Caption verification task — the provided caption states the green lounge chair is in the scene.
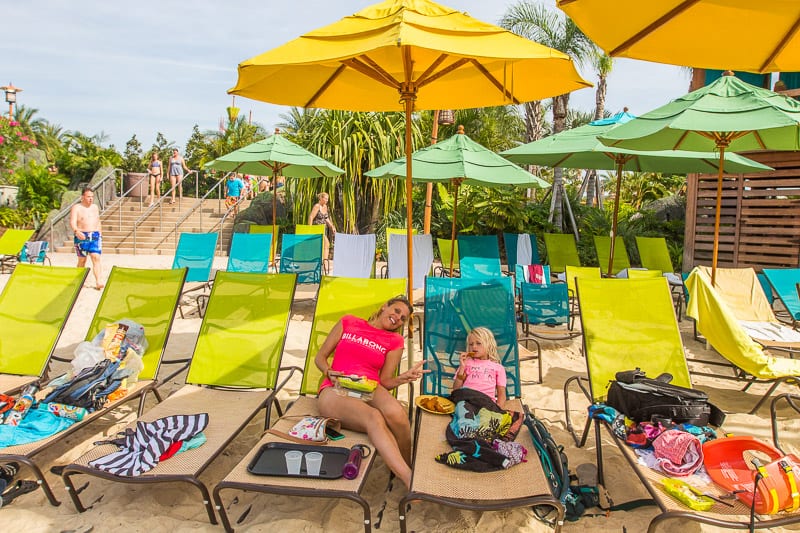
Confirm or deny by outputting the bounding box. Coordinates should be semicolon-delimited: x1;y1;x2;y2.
62;271;297;524
564;275;800;532
635;236;675;274
434;237;459;277
0;264;87;394
0;266;186;506
593;235;631;276
543;233;580;274
0;228;35;273
400;275;562;531
213;275;406;533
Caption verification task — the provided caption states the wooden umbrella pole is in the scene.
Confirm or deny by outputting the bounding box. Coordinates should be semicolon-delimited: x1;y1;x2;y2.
711;142;728;287
401;84;416;363
272;170;278;270
609;159;624;276
448;180;460;277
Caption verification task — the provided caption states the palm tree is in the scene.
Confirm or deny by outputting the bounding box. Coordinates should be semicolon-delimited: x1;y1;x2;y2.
500;1;595;230
279;108;423;234
583;51;614;207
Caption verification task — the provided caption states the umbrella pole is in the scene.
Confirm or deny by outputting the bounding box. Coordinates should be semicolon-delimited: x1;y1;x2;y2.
609;160;624;276
711;144;727;286
272;171;278;270
449;181;459;277
402;91;415;365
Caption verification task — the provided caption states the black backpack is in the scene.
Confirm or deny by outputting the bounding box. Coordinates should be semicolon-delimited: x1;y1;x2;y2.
43;358;122;411
606;368;725;427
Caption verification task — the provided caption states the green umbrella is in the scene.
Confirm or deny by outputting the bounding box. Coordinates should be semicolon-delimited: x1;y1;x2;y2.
598;73;800;284
206;130;344;246
501;110;773;276
367;125;549;275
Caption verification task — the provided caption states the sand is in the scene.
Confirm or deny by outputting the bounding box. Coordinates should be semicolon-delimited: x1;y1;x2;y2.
1;252;798;533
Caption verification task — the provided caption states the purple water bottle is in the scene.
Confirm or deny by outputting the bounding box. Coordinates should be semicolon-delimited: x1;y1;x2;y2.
342;445;370;480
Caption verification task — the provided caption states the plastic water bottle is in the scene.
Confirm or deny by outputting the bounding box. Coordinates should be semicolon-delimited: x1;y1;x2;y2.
3;383;38;426
342;445;369;480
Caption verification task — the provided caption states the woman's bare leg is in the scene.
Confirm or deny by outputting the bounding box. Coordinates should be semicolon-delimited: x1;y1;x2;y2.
369;386;412;465
169;176;177;203
318;388;411;488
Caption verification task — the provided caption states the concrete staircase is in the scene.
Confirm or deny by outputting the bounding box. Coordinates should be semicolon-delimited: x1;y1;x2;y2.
54;197;246;255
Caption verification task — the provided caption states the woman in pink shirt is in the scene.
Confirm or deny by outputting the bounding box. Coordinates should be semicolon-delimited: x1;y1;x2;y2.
315;295;427;489
453;327;507;409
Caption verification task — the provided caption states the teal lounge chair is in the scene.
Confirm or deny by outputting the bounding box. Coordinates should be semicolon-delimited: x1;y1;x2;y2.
503;232;540;272
173;232;219;317
763;268;800;326
400;275;562;531
227;232;271;273
279;233;323;284
457;234;502;278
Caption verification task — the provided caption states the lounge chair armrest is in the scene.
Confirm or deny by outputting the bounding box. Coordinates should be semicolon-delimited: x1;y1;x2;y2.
158;358;192;384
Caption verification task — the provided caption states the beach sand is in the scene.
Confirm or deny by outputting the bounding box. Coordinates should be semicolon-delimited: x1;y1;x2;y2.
1;253;798;532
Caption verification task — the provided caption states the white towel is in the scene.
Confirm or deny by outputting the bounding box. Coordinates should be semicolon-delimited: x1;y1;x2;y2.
332;233;376;278
388;233;434;289
516;234;533;266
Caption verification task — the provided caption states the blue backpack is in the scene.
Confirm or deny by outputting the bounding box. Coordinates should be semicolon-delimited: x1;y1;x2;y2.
43;358;122;411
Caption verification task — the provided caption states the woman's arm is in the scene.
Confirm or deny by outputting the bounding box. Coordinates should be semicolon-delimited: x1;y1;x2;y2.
181;156;190;171
314;319;344;380
309;204;320;225
380;355;428;391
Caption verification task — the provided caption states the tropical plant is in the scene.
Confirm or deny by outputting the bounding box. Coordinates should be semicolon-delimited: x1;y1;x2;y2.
55;131;122;188
0;206;29;228
15;162;68;227
0;116;40;184
279;108;423;234
122;134;145;172
500;1;595;230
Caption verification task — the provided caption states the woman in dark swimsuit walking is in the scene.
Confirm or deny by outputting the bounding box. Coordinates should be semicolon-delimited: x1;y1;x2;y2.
309;192;336;260
147;152;162;207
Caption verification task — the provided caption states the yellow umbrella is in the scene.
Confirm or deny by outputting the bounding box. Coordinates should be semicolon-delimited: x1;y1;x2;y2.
558;0;800;73
230;0;592;305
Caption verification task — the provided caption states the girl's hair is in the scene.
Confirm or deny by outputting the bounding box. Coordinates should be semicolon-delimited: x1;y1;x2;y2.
317;192;329;201
368;295;413;333
467;327;500;362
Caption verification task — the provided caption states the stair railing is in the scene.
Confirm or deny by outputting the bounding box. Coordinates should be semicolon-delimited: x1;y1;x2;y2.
45;168;123;249
171;172;232;248
131;170;198;254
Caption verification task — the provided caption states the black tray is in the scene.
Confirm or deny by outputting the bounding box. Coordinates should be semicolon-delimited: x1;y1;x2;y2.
247;442;349;479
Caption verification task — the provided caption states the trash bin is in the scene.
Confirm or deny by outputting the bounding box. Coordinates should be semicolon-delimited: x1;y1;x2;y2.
123;173;148;197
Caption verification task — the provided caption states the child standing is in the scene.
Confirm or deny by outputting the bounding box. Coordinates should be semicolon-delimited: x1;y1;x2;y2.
453;327;507;408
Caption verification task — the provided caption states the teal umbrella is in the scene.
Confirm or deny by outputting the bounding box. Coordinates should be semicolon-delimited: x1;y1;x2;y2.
206;130;344;242
598;73;800;284
501;110;773;276
367;125;549;275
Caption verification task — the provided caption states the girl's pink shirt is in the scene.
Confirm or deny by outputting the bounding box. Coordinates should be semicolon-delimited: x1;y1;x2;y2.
457;358;507;401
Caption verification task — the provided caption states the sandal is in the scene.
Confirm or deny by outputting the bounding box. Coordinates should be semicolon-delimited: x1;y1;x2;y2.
0;479;39;507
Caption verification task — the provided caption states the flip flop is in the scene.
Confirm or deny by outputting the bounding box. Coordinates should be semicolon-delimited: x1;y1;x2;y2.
0;480;39;507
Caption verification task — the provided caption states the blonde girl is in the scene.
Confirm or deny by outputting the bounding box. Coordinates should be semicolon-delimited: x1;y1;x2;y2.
453;327;507;408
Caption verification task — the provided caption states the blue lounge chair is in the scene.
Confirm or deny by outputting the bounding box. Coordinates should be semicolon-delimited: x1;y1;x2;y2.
763;268;800;326
503;232;540;273
279;233;323;284
227;232;271;273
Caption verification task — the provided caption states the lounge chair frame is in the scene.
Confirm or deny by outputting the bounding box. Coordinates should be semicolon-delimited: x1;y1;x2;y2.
563;277;800;532
0;266;186;506
400;276;563;531
60;271;298;524
212;276;406;532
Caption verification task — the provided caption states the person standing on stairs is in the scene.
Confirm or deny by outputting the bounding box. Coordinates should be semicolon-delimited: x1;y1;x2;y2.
70;187;104;290
147;152;163;207
168;148;189;204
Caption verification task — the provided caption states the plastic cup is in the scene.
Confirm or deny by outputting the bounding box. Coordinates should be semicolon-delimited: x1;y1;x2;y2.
305;451;324;476
285;450;303;475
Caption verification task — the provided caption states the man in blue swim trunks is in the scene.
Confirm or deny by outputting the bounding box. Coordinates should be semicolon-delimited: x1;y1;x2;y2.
70;187;104;289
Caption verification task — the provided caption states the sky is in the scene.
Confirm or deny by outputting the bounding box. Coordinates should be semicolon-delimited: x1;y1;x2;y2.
3;0;692;152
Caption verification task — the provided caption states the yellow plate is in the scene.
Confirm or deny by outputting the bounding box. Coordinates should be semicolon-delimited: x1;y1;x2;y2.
415;394;455;415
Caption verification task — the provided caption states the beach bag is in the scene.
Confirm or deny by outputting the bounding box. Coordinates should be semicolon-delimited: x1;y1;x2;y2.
43;358;123;412
267;416;342;445
606;368;725;427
